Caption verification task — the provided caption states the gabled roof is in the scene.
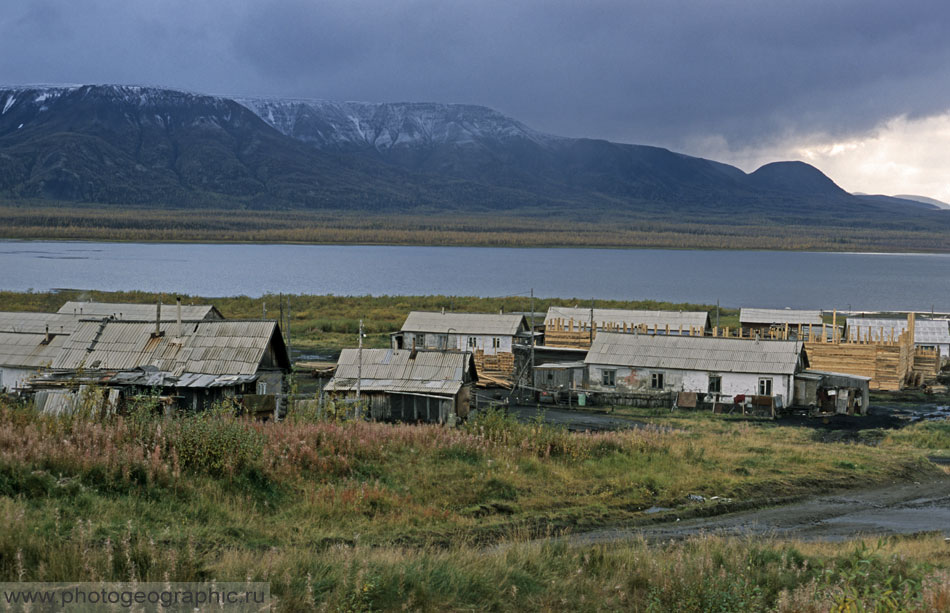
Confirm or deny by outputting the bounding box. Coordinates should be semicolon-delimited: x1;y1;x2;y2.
585;332;805;375
401;312;527;336
848;318;950;345
740;308;823;326
0;332;67;368
52;319;288;376
324;349;472;396
546;307;710;330
0;311;85;335
57;301;223;320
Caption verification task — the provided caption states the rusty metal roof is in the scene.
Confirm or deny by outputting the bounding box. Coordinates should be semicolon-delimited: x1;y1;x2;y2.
52;319;287;376
0;331;67;368
546;307;710;331
324;349;470;396
585;332;804;375
848;318;950;345
57;301;222;320
401;311;527;336
740;308;823;326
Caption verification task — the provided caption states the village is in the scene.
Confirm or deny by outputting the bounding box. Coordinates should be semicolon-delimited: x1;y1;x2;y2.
0;296;947;424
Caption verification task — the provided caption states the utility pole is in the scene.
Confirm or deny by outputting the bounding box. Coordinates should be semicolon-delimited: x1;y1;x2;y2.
716;299;720;330
356;318;363;419
589;297;594;344
529;288;535;400
287;295;292;360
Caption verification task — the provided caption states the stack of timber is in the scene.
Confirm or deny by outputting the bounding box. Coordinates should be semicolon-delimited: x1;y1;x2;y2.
804;313;915;391
544;318;704;349
473;350;516;388
913;347;941;383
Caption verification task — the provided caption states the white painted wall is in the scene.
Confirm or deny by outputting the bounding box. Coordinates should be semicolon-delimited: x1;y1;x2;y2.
587;364;792;403
0;367;38;393
402;332;513;355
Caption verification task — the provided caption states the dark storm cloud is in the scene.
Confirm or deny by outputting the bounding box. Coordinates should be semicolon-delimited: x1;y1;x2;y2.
2;0;949;150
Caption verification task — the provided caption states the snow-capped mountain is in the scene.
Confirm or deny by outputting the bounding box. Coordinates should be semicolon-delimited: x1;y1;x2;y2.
0;83;938;221
236;97;560;151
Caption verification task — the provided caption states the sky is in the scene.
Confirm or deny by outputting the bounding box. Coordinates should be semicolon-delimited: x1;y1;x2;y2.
2;0;949;201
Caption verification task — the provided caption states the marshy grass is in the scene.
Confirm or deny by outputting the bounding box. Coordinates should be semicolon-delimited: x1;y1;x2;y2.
1;397;948;610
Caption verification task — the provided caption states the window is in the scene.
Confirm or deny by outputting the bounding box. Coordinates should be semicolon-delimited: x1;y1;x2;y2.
758;378;773;396
414;333;425;348
651;372;664;389
708;375;722;394
468;336;477;348
257;382;267;395
492;337;501;349
602;369;616;387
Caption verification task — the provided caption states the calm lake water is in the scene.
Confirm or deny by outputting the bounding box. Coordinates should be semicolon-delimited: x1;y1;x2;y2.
1;241;949;310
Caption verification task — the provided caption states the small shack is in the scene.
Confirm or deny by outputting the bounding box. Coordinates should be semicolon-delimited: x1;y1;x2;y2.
739;308;824;339
323;349;477;423
793;370;870;415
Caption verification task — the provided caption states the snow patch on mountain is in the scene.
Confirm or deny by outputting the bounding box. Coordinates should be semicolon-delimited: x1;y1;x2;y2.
236;97;562;151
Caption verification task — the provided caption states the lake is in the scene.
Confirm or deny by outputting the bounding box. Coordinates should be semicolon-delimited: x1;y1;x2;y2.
1;241;949;311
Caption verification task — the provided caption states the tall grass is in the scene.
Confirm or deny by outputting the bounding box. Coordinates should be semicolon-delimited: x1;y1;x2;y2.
1;398;947;610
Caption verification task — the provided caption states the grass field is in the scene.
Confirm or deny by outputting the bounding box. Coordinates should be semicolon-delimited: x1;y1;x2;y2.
2;204;949;253
1;394;949;611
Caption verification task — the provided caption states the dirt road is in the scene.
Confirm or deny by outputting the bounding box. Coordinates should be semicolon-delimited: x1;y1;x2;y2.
571;478;950;543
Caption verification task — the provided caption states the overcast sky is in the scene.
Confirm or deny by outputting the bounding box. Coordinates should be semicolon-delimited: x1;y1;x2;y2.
3;0;949;200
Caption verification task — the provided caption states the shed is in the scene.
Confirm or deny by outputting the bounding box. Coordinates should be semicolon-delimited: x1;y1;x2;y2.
740;308;824;339
323;349;476;423
0;331;68;392
794;370;870;415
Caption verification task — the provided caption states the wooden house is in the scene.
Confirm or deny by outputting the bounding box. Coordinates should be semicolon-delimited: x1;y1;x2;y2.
323;349;477;423
391;311;529;385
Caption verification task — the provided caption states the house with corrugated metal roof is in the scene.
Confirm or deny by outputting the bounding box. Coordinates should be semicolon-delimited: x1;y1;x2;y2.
584;332;807;407
57;301;223;321
391;311;529;386
740;308;826;339
847;318;950;358
0;330;68;393
323;349;477;423
30;318;290;415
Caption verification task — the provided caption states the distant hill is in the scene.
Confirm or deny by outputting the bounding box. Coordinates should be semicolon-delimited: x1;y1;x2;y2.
895;194;950;210
0;84;947;229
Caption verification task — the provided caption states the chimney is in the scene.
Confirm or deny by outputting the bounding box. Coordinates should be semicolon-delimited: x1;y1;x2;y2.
441;306;445;315
176;296;182;339
153;299;163;337
44;324;50;344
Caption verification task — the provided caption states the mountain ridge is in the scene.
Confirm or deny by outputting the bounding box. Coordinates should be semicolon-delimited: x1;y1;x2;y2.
0;84;944;228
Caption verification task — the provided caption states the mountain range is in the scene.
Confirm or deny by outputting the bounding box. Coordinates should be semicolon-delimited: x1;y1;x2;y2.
0;84;944;226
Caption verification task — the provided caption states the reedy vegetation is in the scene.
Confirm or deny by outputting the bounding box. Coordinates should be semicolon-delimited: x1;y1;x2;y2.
1;394;949;610
2;204;948;252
